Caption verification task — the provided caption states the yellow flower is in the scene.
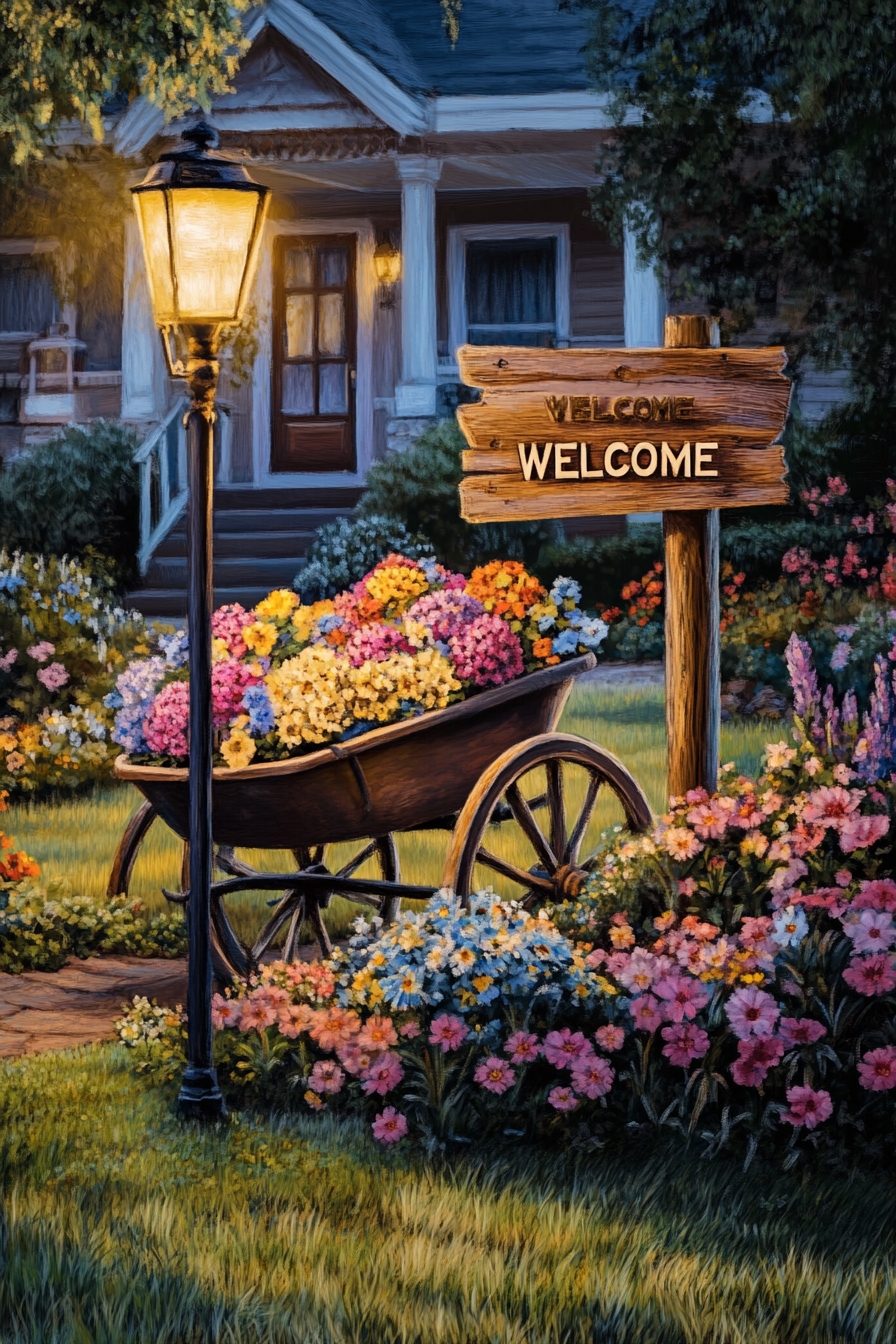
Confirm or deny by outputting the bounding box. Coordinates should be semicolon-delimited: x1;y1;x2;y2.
367;980;384;1005
472;975;493;993
212;637;231;663
0;733;17;752
594;975;618;997
243;622;279;657
221;728;256;770
256;589;299;624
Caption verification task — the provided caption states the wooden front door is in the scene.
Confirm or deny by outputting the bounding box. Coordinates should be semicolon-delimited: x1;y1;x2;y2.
272;235;356;472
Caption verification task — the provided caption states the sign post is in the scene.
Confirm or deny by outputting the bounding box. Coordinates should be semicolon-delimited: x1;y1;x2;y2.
455;318;791;802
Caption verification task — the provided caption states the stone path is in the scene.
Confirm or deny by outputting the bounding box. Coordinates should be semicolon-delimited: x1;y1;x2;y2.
0;956;187;1057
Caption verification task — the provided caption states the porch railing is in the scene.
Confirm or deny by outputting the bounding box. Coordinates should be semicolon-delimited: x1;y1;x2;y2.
135;396;189;576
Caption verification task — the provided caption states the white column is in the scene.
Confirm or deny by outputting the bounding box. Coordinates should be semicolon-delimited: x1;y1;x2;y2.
121;216;164;421
624;218;665;348
395;156;441;417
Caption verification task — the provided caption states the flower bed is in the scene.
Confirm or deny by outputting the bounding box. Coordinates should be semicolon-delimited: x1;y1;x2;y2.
112;557;608;768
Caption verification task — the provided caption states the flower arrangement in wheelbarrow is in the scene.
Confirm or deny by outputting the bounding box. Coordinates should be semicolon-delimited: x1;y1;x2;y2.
109;556;608;768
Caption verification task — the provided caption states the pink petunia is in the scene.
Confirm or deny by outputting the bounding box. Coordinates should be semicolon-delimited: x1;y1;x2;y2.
801;785;863;829
852;879;896;912
474;1056;517;1094
357;1016;399;1051
842;954;896;996
543;1028;594;1068
36;661;69;692
278;1003;315;1039
309;1006;361;1051
570;1055;615;1099
239;997;278;1032
726;986;780;1039
857;1045;896;1092
428;1014;469;1053
730;1034;785;1086
547;1085;578;1111
780;1085;833;1129
779;1017;827;1048
686;799;732;840
361;1051;404;1096
839;814;890;854
399;1021;421;1039
630;994;664;1032
661;1022;710;1067
616;948;660;993
844;909;896;954
309;1060;345;1095
595;1024;626;1052
337;1043;379;1077
505;1030;541;1063
211;994;242;1030
654;974;709;1023
26;641;54;663
371;1106;408;1145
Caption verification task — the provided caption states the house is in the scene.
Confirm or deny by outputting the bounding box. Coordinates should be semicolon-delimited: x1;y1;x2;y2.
2;0;825;617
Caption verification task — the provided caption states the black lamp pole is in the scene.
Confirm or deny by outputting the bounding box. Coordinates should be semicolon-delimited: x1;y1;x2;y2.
178;330;226;1121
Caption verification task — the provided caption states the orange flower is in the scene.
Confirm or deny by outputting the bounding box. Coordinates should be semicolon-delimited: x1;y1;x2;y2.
532;637;553;659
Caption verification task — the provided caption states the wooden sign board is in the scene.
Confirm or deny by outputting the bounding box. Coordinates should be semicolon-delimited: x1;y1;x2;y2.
456;346;792;523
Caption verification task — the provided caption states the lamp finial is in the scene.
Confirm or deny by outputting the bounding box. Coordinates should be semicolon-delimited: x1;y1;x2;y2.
182;120;219;154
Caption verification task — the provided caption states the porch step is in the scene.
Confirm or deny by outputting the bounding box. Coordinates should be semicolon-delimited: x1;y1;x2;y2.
126;484;362;622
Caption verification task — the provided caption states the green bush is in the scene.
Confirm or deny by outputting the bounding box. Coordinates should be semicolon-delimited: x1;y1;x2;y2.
295;514;434;601
536;523;664;611
0;421;140;590
358;420;560;572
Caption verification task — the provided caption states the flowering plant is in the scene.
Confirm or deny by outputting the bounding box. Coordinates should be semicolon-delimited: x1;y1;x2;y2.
114;558;608;768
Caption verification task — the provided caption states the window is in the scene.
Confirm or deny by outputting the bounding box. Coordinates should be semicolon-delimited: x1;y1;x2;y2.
448;224;569;359
0;254;55;334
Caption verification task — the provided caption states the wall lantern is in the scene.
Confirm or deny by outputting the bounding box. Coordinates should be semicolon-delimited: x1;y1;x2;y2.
130;122;269;1122
373;238;402;302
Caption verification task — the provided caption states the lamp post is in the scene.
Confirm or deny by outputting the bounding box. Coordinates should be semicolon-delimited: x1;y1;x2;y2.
131;122;269;1119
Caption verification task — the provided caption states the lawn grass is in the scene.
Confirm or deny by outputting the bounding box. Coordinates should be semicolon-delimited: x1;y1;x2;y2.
1;1044;895;1343
3;682;776;946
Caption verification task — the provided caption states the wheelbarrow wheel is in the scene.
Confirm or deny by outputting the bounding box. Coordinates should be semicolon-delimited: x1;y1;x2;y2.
442;733;652;906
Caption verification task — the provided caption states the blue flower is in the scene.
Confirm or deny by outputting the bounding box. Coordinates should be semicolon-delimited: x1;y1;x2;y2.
0;573;26;592
242;682;275;735
62;609;80;625
549;576;582;606
316;614;344;634
552;629;581;656
159;630;189;668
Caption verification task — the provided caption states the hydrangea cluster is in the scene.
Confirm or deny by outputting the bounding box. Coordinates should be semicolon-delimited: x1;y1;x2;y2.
114;556;608;766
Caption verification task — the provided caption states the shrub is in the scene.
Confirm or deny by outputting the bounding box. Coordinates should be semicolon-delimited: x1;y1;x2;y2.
358;420;560;572
0;421;140;590
295;515;434;601
536;522;663;611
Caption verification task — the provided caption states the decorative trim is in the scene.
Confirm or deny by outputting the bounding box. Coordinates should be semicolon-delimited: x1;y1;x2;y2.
219;128;400;162
434;92;615;133
251;217;376;489
447;222;571;361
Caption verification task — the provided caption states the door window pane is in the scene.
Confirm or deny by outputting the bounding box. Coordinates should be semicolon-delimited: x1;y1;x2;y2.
318;293;345;356
284;247;313;289
319;363;347;414
319;247;347;288
285;294;314;358
465;238;557;346
282;363;314;415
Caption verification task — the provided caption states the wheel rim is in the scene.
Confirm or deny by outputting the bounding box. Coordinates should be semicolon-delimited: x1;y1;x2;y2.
443;734;651;905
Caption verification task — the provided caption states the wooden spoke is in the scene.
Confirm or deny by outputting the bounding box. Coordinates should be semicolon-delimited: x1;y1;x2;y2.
307;897;333;958
336;840;378;879
567;774;602;866
251;890;304;962
282;901;306;962
546;760;566;864
505;781;558;872
475;846;554;892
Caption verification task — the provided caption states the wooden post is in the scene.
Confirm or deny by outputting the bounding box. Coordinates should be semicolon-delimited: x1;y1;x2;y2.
662;315;720;801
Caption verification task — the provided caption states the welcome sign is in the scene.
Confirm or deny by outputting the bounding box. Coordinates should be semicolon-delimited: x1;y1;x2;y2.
456;346;791;522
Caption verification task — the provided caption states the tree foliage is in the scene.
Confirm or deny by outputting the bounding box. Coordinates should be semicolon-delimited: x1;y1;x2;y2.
583;0;896;482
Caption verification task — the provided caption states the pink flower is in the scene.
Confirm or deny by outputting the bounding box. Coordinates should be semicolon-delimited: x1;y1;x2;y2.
0;648;17;672
547;1085;578;1111
361;1051;404;1096
144;680;190;758
36;661;69;692
543;1028;593;1068
858;1045;896;1091
839;814;890;854
726;986;780;1039
616;948;659;993
399;1021;421;1039
595;1024;626;1052
278;1003;315;1039
337;1043;379;1077
309;1060;345;1095
570;1055;615;1099
211;994;242;1029
801;786;863;829
730;1035;785;1085
345;622;414;667
505;1030;541;1063
686;799;732;840
372;1106;408;1144
309;1007;361;1050
211;657;262;728
779;1017;827;1048
407;589;485;642
26;641;54;663
845;909;896;954
357;1016;399;1051
630;994;664;1032
428;1014;469;1053
474;1056;517;1094
448;614;524;687
239;996;278;1032
661;1022;710;1067
655;974;709;1023
852;879;896;912
842;954;896;996
212;603;254;658
780;1085;833;1130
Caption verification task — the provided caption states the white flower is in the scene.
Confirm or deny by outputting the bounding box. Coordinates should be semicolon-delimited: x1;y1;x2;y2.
772;904;809;948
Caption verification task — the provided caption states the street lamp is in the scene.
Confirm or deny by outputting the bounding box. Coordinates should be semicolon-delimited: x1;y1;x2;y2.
131;122;269;1120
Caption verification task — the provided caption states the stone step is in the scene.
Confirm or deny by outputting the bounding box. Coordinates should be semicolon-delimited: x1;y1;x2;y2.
165;506;350;535
143;555;306;590
211;486;363;510
155;529;317;559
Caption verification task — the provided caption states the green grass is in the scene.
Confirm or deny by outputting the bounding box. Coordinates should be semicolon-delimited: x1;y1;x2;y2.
2;683;776;947
1;1045;895;1343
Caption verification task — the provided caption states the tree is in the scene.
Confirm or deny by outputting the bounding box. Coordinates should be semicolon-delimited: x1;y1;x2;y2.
582;0;896;493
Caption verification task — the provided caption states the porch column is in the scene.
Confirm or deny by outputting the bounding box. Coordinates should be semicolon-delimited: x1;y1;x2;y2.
624;218;665;348
121;216;164;421
395;156;441;418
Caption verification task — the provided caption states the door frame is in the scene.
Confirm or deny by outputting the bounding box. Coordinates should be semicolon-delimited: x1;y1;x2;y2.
251;217;375;488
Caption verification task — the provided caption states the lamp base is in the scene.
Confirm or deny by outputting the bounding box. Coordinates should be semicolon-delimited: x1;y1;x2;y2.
177;1066;228;1121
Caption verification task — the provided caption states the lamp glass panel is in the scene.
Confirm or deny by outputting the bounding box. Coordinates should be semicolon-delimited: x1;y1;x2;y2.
133;191;176;324
168;187;260;321
318;293;344;356
285;294;314;358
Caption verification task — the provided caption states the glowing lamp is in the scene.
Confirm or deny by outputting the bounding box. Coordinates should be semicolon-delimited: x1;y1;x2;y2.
373;239;402;286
